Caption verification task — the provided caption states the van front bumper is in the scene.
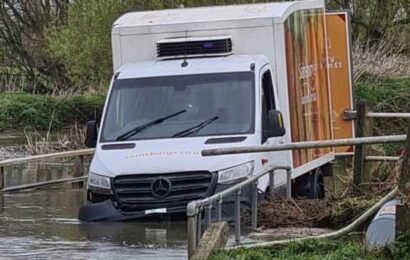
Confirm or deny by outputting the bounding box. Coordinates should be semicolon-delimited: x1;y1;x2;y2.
78;181;253;222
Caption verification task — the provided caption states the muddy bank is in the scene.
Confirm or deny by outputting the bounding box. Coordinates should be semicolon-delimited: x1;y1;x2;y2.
0;128;87;159
0;131;28;160
248;195;381;230
0;146;27;160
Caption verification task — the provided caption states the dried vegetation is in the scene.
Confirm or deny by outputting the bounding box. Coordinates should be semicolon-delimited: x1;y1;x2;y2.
353;41;410;82
24;125;86;155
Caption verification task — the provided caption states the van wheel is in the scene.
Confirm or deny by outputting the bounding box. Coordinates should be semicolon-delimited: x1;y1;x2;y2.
293;168;325;199
310;168;325;199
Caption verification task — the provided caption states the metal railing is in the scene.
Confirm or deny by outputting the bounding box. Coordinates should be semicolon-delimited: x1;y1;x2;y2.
0;148;95;167
0;149;95;191
345;104;410;186
367;112;410;119
343;110;410;119
201;135;406;156
187;165;291;258
188;134;407;258
365;155;400;161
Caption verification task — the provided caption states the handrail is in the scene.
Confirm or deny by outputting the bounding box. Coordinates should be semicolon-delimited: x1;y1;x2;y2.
343;110;410;119
365;155;400;161
201;135;406;156
0;149;95;190
190;134;407;258
228;187;399;250
2;175;88;192
367;112;410;119
187;165;291;258
187;165;291;214
0;148;95;167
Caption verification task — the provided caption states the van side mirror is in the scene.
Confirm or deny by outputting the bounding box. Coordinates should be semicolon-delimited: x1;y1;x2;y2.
264;110;286;138
85;120;98;148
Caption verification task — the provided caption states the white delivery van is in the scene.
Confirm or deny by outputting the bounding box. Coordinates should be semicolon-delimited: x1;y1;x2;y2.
79;0;354;221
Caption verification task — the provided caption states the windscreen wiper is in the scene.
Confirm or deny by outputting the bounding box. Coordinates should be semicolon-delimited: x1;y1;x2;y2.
116;109;186;141
172;116;219;138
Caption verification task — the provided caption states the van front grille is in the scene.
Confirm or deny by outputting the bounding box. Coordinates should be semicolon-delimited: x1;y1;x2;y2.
112;171;217;213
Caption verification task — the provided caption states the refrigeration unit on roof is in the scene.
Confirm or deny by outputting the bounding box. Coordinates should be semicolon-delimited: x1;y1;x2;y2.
156;36;233;59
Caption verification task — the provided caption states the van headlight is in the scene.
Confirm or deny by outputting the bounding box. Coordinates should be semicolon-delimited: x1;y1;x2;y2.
218;162;254;184
88;172;111;189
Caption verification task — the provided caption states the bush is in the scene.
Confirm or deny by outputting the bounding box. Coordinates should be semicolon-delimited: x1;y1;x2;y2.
0;93;105;131
393;233;410;259
355;77;410;136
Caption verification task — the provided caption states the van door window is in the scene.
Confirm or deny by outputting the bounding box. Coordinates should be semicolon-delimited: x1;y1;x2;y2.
261;70;276;143
262;70;276;110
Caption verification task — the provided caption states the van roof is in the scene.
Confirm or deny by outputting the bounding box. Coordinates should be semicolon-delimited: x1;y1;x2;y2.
117;55;269;79
113;1;323;29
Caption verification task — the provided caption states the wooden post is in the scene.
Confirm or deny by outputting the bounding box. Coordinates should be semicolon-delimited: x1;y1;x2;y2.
396;122;410;232
353;100;371;190
72;155;84;188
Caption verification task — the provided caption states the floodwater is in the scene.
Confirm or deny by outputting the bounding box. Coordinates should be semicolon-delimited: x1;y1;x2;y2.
0;189;187;260
0;132;187;260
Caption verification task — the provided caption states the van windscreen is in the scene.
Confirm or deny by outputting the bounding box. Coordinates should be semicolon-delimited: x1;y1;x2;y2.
101;72;254;142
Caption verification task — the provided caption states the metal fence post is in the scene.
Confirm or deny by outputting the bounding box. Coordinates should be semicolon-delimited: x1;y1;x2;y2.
187;201;198;259
235;188;241;243
269;170;275;197
205;203;212;228
251;180;258;230
0;166;4;190
286;169;292;200
0;167;3;208
196;208;202;244
216;198;222;222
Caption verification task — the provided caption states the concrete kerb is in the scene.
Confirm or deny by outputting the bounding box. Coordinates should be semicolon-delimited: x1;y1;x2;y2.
191;222;229;260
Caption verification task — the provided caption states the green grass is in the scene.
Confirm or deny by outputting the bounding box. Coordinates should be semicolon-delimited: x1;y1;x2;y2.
210;235;410;260
355;76;409;155
355;76;409;121
0;92;105;131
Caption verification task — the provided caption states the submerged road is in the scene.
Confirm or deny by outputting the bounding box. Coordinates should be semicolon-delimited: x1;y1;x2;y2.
0;188;187;259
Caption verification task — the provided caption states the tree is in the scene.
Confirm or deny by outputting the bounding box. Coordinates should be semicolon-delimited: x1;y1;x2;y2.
0;0;70;93
47;0;131;88
327;0;409;49
46;0;274;88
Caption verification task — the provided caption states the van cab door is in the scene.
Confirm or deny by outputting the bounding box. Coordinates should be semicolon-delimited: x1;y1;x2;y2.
259;66;288;192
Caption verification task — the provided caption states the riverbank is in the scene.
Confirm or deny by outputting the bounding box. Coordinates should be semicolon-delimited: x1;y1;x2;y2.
209;235;410;260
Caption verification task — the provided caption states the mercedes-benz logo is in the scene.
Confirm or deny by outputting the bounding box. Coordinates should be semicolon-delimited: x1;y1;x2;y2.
151;177;172;198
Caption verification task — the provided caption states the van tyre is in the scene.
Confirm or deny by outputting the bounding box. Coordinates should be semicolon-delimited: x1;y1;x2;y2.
293;168;325;199
310;168;325;199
